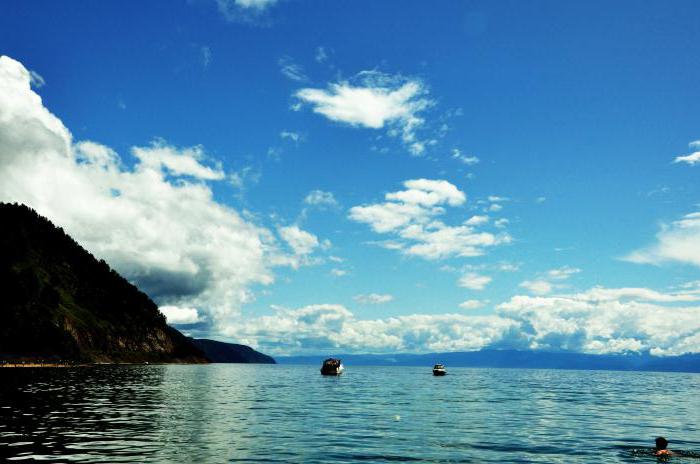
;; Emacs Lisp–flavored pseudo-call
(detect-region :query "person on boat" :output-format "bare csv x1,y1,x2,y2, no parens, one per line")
655,437,673,456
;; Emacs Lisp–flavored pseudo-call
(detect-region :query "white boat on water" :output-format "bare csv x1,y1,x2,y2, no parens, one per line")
433,363,446,376
321,358,344,375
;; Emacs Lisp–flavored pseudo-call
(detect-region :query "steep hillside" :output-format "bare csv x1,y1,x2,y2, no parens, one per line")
0,203,207,363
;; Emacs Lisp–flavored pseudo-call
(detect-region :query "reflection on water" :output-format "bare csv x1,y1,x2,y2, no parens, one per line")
1,365,699,462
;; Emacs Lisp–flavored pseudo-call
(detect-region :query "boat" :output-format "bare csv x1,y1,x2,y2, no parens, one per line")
320,358,344,375
432,363,446,376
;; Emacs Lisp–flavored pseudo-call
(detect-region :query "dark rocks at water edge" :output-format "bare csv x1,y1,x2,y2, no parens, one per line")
0,203,207,364
277,350,700,373
191,339,276,364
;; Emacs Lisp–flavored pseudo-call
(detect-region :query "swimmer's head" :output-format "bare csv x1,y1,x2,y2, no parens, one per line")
655,437,668,450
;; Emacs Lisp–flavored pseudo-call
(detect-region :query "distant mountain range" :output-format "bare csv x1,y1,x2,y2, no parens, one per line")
277,350,700,373
0,203,274,365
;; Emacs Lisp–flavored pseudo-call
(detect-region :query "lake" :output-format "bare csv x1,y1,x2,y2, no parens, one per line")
1,365,699,462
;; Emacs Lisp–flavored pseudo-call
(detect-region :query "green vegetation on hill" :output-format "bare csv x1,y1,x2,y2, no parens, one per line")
0,203,207,363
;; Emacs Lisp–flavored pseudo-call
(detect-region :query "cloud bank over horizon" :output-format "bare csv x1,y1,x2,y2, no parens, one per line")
229,283,700,357
3,53,700,358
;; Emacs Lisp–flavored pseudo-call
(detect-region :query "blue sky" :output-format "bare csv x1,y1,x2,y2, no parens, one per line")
1,1,700,355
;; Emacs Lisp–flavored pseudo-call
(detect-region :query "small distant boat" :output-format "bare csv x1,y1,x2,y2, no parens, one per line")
433,363,446,376
321,358,344,375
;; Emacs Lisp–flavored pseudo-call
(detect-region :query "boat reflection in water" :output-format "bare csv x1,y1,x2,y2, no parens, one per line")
433,363,446,376
320,358,344,375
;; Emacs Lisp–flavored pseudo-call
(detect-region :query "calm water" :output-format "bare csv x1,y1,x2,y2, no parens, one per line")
1,365,699,463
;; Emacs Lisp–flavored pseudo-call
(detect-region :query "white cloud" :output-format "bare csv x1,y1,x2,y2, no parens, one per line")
673,141,700,165
330,268,348,277
519,279,553,295
215,0,277,22
488,203,503,212
235,0,276,9
494,218,509,228
132,140,225,180
386,179,466,207
350,179,509,260
547,266,581,281
228,303,516,355
464,215,489,226
459,299,486,310
278,56,308,82
0,55,309,331
280,130,301,143
519,266,581,295
451,148,479,165
227,283,700,356
458,272,492,290
278,225,319,256
294,71,434,155
159,305,201,324
304,189,338,207
674,152,700,165
498,287,700,355
354,293,394,304
625,211,700,267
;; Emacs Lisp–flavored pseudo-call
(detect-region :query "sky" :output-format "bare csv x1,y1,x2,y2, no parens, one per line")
1,0,700,356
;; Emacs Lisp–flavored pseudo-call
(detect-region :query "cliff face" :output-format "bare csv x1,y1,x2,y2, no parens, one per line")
192,338,276,364
0,203,207,363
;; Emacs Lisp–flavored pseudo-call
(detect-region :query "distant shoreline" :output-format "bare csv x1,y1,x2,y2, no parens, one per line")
0,363,87,368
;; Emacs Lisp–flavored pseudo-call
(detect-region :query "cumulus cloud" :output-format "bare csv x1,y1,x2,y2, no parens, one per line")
0,55,314,331
159,306,202,324
278,225,319,256
458,272,492,290
132,140,225,180
625,211,700,267
497,287,700,356
673,140,700,165
294,71,434,155
227,284,700,356
464,215,489,226
354,293,394,304
228,303,516,355
350,179,510,260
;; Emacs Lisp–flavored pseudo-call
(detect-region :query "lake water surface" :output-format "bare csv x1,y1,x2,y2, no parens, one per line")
1,365,699,462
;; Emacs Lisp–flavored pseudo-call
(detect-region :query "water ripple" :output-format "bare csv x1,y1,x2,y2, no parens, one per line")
1,365,699,462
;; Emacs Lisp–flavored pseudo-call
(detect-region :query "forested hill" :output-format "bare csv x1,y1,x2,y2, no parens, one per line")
0,203,207,364
191,338,276,364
